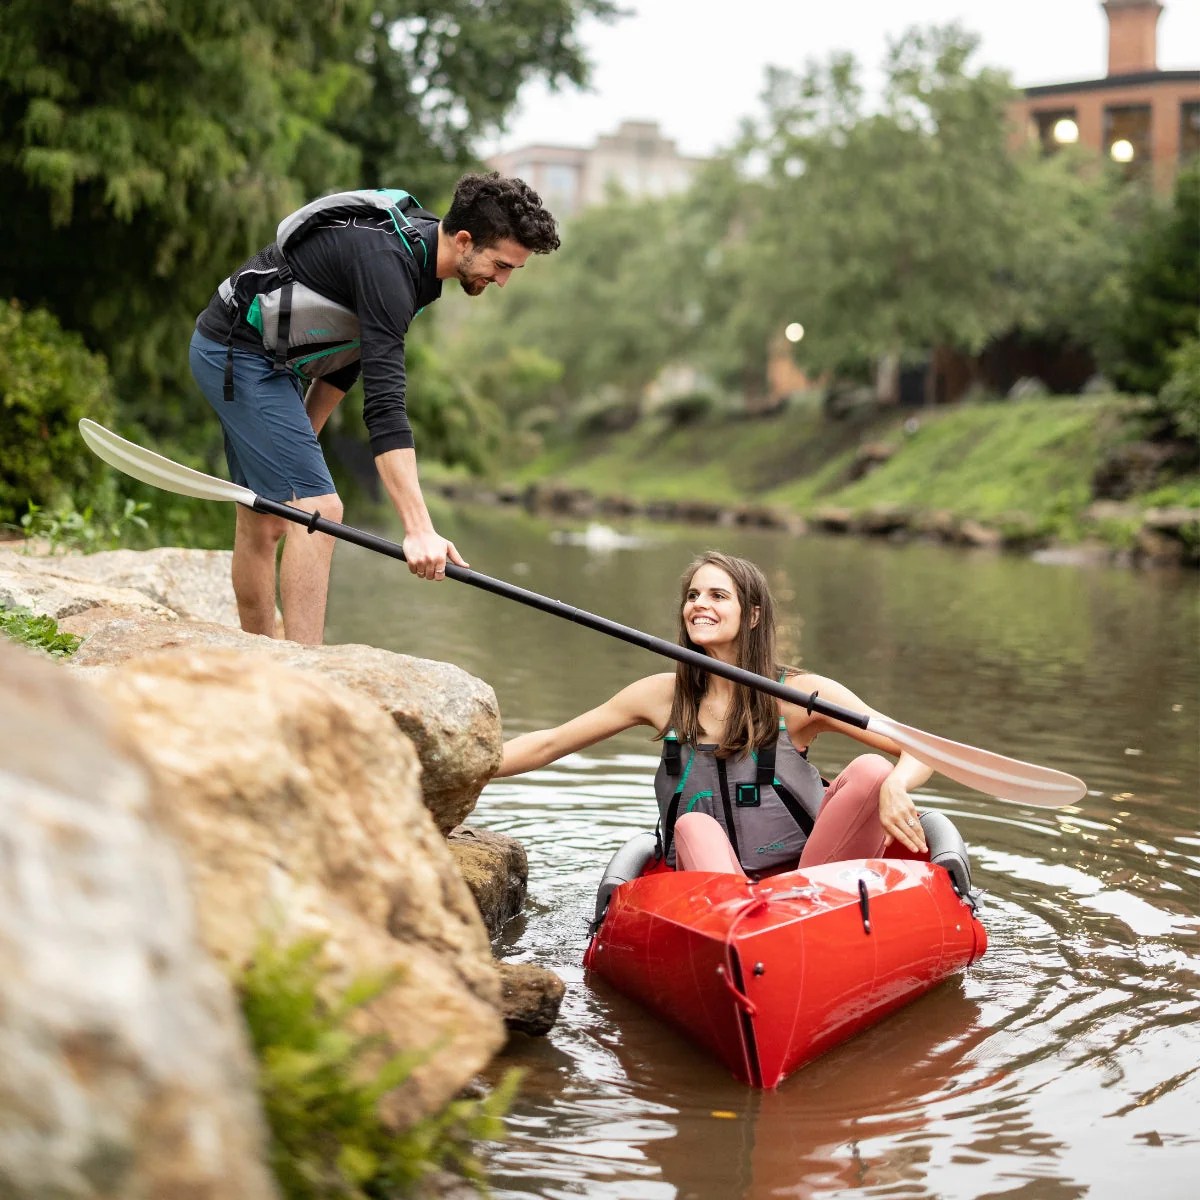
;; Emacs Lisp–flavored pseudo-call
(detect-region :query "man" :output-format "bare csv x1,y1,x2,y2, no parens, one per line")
189,172,560,644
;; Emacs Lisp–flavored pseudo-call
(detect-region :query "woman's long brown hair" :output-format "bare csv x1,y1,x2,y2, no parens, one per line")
661,551,794,758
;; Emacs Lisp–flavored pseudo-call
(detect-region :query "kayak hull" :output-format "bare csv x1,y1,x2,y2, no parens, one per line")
583,856,987,1088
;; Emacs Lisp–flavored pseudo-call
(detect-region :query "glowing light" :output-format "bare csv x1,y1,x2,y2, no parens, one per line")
784,322,805,343
1110,138,1135,163
1052,118,1079,144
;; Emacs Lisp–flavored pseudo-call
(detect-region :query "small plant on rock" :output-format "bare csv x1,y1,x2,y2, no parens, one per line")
238,934,519,1199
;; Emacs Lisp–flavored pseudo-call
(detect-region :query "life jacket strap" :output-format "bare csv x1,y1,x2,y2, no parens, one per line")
663,731,681,777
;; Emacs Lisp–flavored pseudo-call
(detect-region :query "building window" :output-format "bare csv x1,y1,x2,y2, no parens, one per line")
1182,102,1200,162
1104,104,1152,175
1032,109,1080,155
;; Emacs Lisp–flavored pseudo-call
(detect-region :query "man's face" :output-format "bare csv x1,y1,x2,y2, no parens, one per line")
455,235,532,296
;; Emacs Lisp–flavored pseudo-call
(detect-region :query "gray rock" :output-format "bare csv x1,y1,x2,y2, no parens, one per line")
68,616,501,832
0,641,279,1200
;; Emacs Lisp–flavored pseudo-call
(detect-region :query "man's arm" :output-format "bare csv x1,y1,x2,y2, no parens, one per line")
374,447,467,580
304,379,345,435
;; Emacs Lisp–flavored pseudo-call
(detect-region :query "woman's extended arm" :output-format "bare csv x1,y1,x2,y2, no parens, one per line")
784,672,933,853
496,674,673,778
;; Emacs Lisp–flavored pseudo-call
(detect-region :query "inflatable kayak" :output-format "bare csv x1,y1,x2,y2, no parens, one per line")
583,811,987,1088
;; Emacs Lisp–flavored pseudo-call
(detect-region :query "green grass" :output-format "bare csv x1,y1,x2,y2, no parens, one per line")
502,395,1181,546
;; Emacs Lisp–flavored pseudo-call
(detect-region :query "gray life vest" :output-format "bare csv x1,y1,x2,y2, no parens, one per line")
653,718,826,873
216,188,432,398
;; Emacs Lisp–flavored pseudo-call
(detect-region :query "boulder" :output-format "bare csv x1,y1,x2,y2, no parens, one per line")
0,547,177,623
21,546,243,624
86,647,505,1129
0,641,278,1200
497,963,567,1038
68,616,501,832
448,826,529,940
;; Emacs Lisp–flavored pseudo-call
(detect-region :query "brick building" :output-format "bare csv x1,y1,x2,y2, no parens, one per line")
1011,1,1200,190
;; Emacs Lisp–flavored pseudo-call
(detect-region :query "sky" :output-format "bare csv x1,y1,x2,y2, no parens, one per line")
484,0,1200,157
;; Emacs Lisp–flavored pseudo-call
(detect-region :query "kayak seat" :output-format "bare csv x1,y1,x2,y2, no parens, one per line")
919,810,976,907
591,832,660,933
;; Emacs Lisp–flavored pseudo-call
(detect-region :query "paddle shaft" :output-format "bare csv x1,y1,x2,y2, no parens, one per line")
252,496,871,731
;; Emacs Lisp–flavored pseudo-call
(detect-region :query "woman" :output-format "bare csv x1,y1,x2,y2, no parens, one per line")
496,551,933,876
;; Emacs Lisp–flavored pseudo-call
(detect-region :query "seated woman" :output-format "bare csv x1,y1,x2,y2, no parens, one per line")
495,551,934,876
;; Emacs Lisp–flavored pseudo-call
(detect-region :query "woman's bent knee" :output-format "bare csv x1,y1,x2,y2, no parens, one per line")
675,813,746,876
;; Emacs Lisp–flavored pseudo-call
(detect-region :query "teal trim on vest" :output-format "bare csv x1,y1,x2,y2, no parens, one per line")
289,341,363,375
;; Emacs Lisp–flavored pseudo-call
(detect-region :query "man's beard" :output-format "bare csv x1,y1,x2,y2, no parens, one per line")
456,250,489,296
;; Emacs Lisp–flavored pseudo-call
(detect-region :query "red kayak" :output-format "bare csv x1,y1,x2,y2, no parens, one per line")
583,812,987,1088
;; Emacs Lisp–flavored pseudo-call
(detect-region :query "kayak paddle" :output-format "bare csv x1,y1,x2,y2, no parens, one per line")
78,418,1087,807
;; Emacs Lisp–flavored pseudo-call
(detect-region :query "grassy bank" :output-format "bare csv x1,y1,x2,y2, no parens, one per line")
504,393,1198,552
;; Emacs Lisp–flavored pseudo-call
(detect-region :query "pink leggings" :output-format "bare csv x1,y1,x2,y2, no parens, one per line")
673,753,894,875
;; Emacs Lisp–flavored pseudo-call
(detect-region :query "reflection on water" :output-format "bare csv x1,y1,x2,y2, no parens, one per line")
325,501,1200,1200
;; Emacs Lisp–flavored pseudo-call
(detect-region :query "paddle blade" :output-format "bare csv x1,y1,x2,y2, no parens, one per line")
869,715,1087,807
79,419,256,506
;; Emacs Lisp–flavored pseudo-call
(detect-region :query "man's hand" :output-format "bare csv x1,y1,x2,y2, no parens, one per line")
402,529,468,580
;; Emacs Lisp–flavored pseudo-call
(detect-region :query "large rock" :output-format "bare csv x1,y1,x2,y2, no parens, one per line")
0,544,246,625
0,546,177,623
86,647,505,1128
0,641,279,1200
69,616,501,831
497,963,566,1038
448,826,529,940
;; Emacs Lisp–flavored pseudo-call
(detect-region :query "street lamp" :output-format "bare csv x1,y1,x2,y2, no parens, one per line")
1110,138,1135,163
1052,118,1079,144
784,322,805,343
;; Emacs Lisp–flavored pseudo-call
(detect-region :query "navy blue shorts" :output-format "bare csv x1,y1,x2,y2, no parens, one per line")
189,330,336,501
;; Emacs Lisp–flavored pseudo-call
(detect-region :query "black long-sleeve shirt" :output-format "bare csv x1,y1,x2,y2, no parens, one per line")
195,211,443,456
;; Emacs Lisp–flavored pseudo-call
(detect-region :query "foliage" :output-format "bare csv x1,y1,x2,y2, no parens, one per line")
18,496,150,554
238,933,519,1199
1103,163,1200,398
447,24,1137,429
449,189,698,421
513,394,1161,546
0,300,117,524
0,0,618,451
336,1,620,197
1154,332,1200,444
0,605,81,659
733,26,1053,375
469,345,564,428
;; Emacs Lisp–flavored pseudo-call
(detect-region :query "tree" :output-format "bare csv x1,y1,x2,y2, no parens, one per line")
734,27,1033,380
447,188,694,425
1103,162,1200,397
0,0,616,453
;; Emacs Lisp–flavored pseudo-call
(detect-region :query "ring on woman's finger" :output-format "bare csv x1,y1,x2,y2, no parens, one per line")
905,816,918,827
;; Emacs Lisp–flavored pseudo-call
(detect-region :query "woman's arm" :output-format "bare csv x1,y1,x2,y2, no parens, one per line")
496,674,673,778
784,673,932,852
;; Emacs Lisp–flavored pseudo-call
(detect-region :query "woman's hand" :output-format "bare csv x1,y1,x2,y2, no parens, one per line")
878,771,927,854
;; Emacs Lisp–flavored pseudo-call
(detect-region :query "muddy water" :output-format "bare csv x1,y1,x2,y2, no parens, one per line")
326,502,1199,1199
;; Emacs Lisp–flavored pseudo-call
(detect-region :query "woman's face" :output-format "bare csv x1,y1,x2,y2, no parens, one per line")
683,564,744,650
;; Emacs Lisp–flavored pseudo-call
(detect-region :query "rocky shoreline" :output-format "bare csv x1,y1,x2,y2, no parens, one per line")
0,543,561,1199
430,479,1200,569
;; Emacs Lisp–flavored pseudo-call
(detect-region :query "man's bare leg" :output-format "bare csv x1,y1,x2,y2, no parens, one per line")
278,492,343,645
231,505,288,636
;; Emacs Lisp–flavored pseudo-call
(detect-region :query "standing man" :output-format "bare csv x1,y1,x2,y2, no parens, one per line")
189,172,560,644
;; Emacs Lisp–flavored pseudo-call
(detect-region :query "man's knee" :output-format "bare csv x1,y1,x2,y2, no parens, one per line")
293,492,343,527
237,510,289,550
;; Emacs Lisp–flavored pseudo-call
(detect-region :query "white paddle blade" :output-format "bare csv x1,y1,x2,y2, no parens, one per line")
869,715,1087,807
79,419,256,506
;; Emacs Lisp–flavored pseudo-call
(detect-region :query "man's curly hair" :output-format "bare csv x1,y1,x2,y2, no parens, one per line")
443,172,561,254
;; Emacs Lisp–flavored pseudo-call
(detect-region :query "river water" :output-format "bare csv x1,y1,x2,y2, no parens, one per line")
325,500,1199,1200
